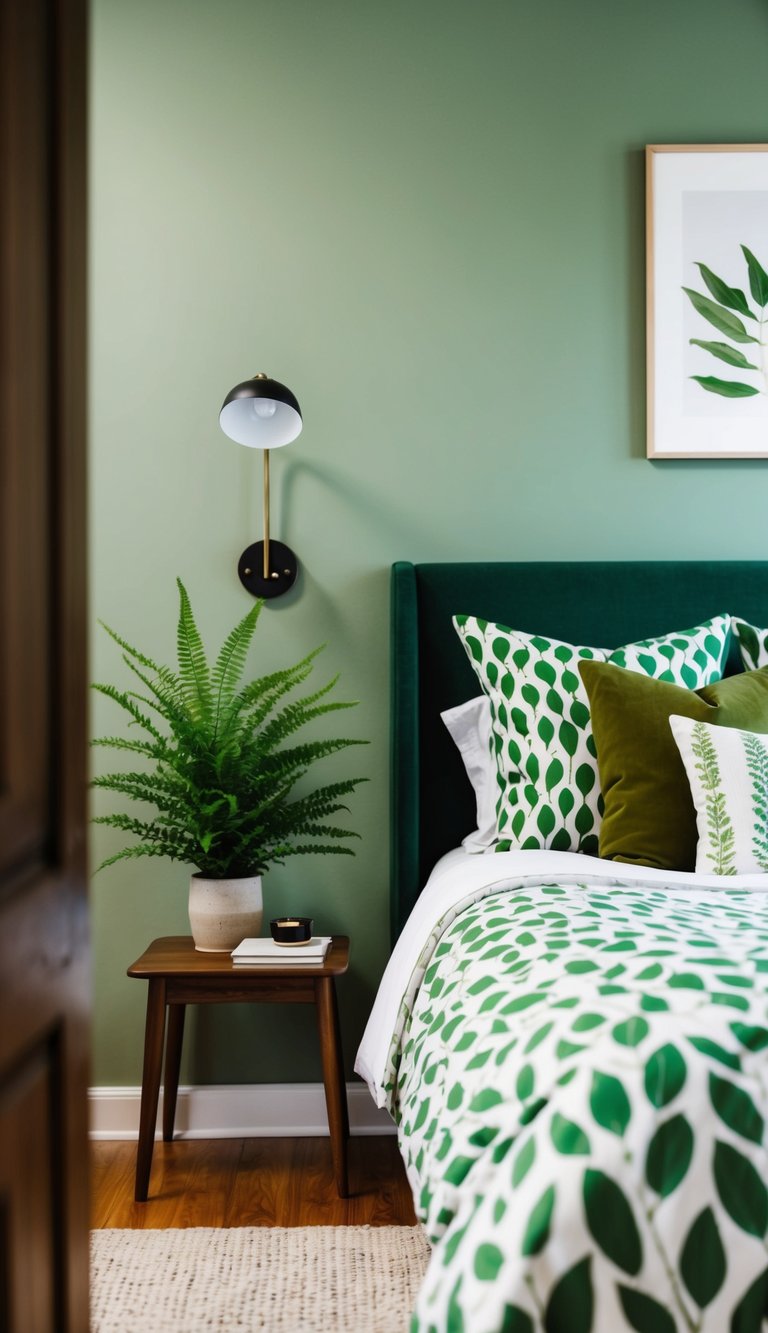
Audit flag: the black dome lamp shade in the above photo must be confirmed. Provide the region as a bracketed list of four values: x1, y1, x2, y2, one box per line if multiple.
[219, 373, 302, 599]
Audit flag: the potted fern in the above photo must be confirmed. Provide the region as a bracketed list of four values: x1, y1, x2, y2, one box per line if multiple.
[92, 580, 367, 950]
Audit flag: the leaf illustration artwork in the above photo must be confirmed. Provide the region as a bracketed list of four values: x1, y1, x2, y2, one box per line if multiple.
[684, 245, 768, 400]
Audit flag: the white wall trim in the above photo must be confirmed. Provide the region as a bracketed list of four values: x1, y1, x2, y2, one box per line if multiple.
[89, 1083, 395, 1140]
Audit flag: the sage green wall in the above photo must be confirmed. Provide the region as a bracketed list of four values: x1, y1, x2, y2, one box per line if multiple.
[90, 0, 768, 1086]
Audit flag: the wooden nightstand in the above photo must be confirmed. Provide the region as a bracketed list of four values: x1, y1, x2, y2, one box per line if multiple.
[127, 935, 350, 1202]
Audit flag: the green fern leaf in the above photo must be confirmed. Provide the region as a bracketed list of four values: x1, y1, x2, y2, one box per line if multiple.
[230, 651, 322, 717]
[97, 621, 163, 673]
[119, 662, 190, 735]
[690, 722, 736, 875]
[91, 736, 166, 760]
[176, 578, 213, 722]
[96, 842, 187, 872]
[91, 683, 167, 743]
[210, 601, 261, 736]
[742, 732, 768, 870]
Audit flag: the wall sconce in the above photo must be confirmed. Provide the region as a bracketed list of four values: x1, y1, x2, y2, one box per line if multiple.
[219, 372, 302, 599]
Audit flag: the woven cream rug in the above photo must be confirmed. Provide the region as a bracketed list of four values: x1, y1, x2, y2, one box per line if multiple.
[90, 1225, 431, 1332]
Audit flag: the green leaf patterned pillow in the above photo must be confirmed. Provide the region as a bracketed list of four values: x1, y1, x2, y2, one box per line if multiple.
[454, 613, 731, 855]
[732, 617, 768, 670]
[669, 715, 768, 875]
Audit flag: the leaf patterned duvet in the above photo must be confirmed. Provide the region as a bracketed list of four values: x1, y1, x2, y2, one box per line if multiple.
[387, 880, 768, 1332]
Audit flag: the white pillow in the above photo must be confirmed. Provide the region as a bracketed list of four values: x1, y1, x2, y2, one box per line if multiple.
[441, 696, 495, 852]
[669, 713, 768, 875]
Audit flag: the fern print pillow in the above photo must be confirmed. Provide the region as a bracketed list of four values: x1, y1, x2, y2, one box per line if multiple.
[454, 613, 730, 856]
[669, 715, 768, 875]
[732, 617, 768, 670]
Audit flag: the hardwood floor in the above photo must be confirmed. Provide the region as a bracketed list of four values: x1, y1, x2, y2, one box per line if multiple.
[91, 1136, 418, 1229]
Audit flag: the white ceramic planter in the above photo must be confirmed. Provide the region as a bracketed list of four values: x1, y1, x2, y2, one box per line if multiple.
[188, 874, 263, 952]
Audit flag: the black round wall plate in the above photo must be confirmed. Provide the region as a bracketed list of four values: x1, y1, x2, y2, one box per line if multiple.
[237, 540, 298, 599]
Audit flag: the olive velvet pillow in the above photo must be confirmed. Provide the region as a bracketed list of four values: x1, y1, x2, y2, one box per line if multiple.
[578, 661, 768, 871]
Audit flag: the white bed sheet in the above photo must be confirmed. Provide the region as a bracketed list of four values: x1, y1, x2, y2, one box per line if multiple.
[355, 847, 768, 1108]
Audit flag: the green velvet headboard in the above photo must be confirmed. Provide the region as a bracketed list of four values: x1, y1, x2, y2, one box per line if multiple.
[391, 560, 768, 940]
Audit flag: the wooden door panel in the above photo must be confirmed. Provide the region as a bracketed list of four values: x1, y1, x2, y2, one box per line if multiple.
[0, 1043, 56, 1332]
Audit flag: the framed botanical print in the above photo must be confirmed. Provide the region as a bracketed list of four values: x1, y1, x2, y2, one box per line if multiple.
[646, 143, 768, 458]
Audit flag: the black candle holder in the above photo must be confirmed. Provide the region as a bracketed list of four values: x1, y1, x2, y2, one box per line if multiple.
[270, 916, 313, 945]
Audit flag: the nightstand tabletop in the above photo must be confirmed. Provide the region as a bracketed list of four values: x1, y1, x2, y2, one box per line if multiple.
[127, 934, 350, 979]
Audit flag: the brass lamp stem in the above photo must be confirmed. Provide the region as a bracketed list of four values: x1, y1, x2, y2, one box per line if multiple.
[263, 448, 271, 580]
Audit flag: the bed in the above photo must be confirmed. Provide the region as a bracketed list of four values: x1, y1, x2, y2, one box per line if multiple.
[356, 561, 768, 1333]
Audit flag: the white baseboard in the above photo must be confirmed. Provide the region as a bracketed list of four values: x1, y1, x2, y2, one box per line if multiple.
[89, 1082, 395, 1140]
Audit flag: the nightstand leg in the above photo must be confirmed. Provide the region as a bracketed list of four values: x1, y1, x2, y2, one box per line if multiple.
[162, 1003, 186, 1141]
[315, 976, 349, 1197]
[135, 976, 166, 1202]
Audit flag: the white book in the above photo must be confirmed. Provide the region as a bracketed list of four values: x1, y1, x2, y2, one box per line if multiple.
[231, 935, 331, 963]
[231, 956, 327, 967]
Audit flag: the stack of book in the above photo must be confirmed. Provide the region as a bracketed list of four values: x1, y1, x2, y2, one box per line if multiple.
[230, 936, 332, 966]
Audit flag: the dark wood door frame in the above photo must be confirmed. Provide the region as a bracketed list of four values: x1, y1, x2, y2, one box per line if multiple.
[0, 1, 89, 1329]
